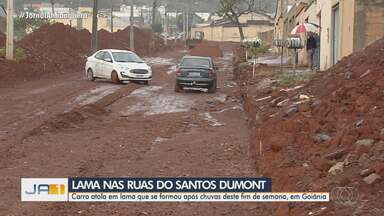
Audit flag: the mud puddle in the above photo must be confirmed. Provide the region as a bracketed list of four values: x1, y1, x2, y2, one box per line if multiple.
[120, 86, 194, 116]
[72, 85, 122, 107]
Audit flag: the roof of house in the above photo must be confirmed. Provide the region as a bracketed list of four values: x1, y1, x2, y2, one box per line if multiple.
[215, 20, 273, 27]
[196, 12, 274, 28]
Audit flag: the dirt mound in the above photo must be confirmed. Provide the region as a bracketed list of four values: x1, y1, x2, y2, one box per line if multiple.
[237, 38, 384, 214]
[19, 23, 90, 70]
[113, 26, 154, 55]
[98, 29, 128, 51]
[0, 32, 5, 47]
[99, 26, 174, 55]
[189, 41, 223, 58]
[0, 23, 90, 86]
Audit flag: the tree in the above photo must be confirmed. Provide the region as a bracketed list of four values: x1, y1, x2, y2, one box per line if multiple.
[14, 8, 49, 39]
[151, 0, 158, 27]
[217, 0, 255, 41]
[50, 0, 55, 13]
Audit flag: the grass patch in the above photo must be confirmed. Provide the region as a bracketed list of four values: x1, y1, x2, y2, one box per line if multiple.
[239, 62, 250, 69]
[248, 44, 271, 56]
[0, 47, 27, 61]
[277, 72, 313, 86]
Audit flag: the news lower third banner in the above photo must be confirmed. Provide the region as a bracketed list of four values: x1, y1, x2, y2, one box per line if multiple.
[21, 178, 329, 202]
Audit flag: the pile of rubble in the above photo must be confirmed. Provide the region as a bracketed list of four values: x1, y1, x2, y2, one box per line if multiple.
[236, 38, 384, 215]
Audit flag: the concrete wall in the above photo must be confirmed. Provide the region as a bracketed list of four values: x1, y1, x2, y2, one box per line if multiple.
[258, 29, 274, 45]
[339, 0, 355, 57]
[191, 25, 274, 42]
[353, 0, 384, 51]
[238, 13, 272, 23]
[318, 0, 383, 70]
[51, 7, 123, 32]
[52, 16, 112, 32]
[318, 0, 333, 70]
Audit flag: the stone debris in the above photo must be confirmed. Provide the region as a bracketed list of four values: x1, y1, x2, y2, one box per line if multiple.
[363, 173, 381, 185]
[328, 162, 345, 175]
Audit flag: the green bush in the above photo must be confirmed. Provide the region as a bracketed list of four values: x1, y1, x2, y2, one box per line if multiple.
[248, 44, 271, 56]
[0, 47, 27, 61]
[277, 72, 313, 86]
[152, 23, 163, 33]
[14, 8, 49, 39]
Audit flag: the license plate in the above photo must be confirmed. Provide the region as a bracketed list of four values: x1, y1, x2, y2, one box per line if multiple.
[188, 72, 201, 77]
[136, 75, 144, 78]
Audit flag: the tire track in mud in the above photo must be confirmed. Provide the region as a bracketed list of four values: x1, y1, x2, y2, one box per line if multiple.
[0, 84, 143, 167]
[22, 83, 142, 140]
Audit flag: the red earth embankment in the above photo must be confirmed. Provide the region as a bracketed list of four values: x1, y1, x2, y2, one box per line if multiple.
[189, 41, 224, 58]
[235, 38, 384, 215]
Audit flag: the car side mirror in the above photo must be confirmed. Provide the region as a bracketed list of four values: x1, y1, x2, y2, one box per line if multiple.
[105, 58, 113, 63]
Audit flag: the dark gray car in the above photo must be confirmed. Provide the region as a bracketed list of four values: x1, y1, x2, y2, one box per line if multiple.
[174, 56, 218, 93]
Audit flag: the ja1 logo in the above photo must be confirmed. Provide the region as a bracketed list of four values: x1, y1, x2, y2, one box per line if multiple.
[21, 178, 68, 202]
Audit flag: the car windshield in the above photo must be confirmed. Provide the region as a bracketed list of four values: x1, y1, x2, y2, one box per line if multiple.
[181, 58, 211, 68]
[112, 52, 144, 63]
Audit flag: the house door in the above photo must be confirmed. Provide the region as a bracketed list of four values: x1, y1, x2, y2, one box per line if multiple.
[331, 5, 340, 65]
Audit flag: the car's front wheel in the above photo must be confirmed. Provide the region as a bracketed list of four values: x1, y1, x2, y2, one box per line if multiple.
[208, 80, 217, 93]
[87, 69, 95, 81]
[111, 71, 121, 84]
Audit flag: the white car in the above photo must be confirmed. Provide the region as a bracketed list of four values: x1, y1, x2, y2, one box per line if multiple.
[85, 49, 152, 84]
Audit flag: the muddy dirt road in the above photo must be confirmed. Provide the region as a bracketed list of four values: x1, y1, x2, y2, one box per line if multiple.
[0, 44, 271, 215]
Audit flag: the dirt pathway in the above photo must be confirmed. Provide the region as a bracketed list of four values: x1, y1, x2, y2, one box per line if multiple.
[0, 45, 271, 215]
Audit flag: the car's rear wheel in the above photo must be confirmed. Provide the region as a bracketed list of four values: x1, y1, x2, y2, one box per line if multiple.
[174, 83, 181, 92]
[87, 69, 95, 81]
[208, 81, 217, 93]
[111, 71, 121, 84]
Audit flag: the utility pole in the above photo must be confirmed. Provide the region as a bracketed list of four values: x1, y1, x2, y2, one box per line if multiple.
[164, 5, 168, 46]
[186, 8, 189, 40]
[110, 0, 113, 32]
[151, 0, 157, 27]
[130, 0, 135, 51]
[51, 0, 55, 13]
[6, 0, 14, 60]
[174, 10, 179, 45]
[183, 10, 186, 39]
[91, 0, 98, 52]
